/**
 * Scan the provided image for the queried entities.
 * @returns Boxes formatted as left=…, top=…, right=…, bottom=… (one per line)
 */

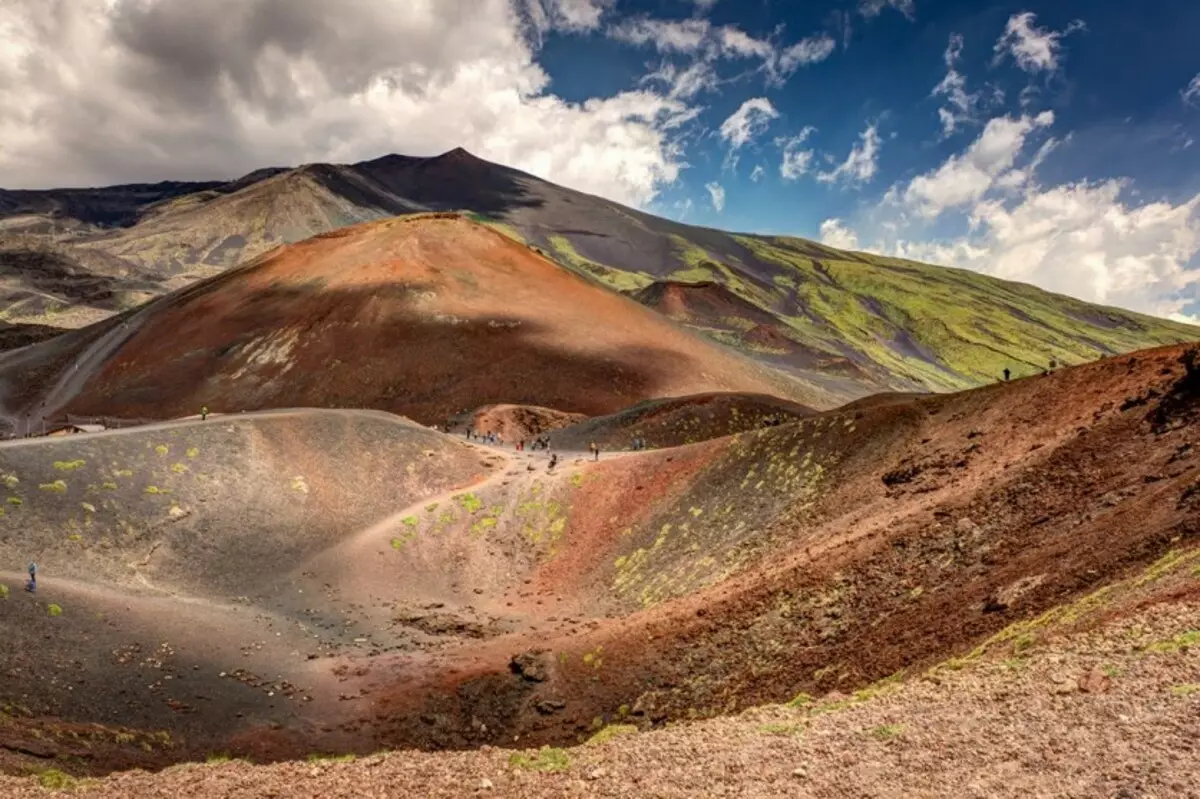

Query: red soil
left=11, top=215, right=809, bottom=423
left=454, top=404, right=586, bottom=442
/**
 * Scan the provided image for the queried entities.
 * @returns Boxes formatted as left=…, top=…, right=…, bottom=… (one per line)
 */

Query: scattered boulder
left=509, top=651, right=550, bottom=683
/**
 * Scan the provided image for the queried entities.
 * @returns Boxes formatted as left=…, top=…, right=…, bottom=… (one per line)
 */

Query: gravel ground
left=4, top=599, right=1195, bottom=798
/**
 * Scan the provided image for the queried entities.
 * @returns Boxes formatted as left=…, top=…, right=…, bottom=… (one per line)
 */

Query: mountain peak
left=435, top=146, right=482, bottom=163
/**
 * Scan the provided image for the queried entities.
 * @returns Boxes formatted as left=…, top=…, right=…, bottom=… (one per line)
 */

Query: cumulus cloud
left=857, top=0, right=915, bottom=21
left=719, top=98, right=779, bottom=150
left=750, top=164, right=765, bottom=182
left=0, top=0, right=690, bottom=207
left=829, top=112, right=1200, bottom=319
left=816, top=123, right=882, bottom=186
left=705, top=181, right=726, bottom=212
left=819, top=218, right=860, bottom=249
left=901, top=111, right=1054, bottom=217
left=778, top=126, right=817, bottom=180
left=993, top=12, right=1085, bottom=74
left=1184, top=73, right=1200, bottom=107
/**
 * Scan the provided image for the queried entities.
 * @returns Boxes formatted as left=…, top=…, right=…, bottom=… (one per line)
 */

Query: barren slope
left=547, top=391, right=815, bottom=450
left=2, top=572, right=1194, bottom=797
left=0, top=344, right=1197, bottom=782
left=0, top=214, right=806, bottom=430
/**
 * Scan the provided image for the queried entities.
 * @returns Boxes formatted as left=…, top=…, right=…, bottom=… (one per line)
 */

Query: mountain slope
left=0, top=342, right=1196, bottom=780
left=0, top=214, right=811, bottom=429
left=1, top=148, right=1195, bottom=393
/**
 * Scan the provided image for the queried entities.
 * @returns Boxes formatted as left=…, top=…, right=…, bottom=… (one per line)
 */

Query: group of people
left=464, top=427, right=501, bottom=445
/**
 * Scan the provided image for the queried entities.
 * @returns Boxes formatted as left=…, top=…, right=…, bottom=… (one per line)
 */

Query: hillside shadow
left=0, top=247, right=164, bottom=310
left=351, top=152, right=546, bottom=217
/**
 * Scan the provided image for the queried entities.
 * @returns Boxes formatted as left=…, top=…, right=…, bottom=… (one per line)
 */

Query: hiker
left=589, top=441, right=600, bottom=461
left=200, top=406, right=209, bottom=421
left=1003, top=368, right=1011, bottom=382
left=466, top=426, right=473, bottom=440
left=25, top=562, right=36, bottom=593
left=548, top=453, right=558, bottom=470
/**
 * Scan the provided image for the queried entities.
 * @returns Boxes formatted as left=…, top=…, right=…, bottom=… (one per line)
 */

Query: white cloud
left=719, top=97, right=779, bottom=149
left=819, top=218, right=860, bottom=249
left=778, top=126, right=817, bottom=180
left=993, top=12, right=1085, bottom=74
left=691, top=0, right=719, bottom=10
left=857, top=0, right=915, bottom=21
left=705, top=181, right=726, bottom=212
left=830, top=111, right=1200, bottom=319
left=641, top=59, right=718, bottom=100
left=932, top=34, right=982, bottom=137
left=521, top=0, right=613, bottom=45
left=609, top=17, right=711, bottom=53
left=0, top=0, right=691, bottom=208
left=1184, top=73, right=1200, bottom=107
left=610, top=17, right=833, bottom=89
left=750, top=164, right=765, bottom=182
left=778, top=34, right=837, bottom=75
left=719, top=27, right=774, bottom=60
left=816, top=123, right=882, bottom=186
left=524, top=0, right=612, bottom=34
left=901, top=112, right=1054, bottom=217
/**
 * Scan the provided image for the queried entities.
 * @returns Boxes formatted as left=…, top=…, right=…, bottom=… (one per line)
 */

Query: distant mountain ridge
left=0, top=147, right=1195, bottom=394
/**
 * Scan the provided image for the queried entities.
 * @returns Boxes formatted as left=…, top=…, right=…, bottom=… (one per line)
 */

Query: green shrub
left=586, top=724, right=638, bottom=745
left=36, top=769, right=76, bottom=789
left=508, top=746, right=570, bottom=772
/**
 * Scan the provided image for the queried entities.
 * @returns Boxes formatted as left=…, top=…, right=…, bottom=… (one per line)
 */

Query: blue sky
left=0, top=0, right=1197, bottom=319
left=534, top=0, right=1200, bottom=233
left=527, top=0, right=1200, bottom=320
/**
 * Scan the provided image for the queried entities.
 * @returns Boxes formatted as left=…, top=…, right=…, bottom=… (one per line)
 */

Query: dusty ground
left=1, top=583, right=1195, bottom=797
left=1, top=344, right=1199, bottom=789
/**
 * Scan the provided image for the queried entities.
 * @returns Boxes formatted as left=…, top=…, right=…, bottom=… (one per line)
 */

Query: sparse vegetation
left=35, top=769, right=76, bottom=789
left=455, top=493, right=482, bottom=513
left=39, top=479, right=68, bottom=493
left=870, top=724, right=904, bottom=741
left=47, top=604, right=63, bottom=617
left=53, top=459, right=86, bottom=471
left=508, top=746, right=571, bottom=772
left=586, top=724, right=638, bottom=745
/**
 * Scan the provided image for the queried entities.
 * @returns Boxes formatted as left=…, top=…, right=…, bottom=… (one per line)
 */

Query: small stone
left=587, top=768, right=608, bottom=780
left=479, top=777, right=494, bottom=790
left=1078, top=665, right=1112, bottom=694
left=1051, top=679, right=1078, bottom=695
left=792, top=767, right=808, bottom=779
